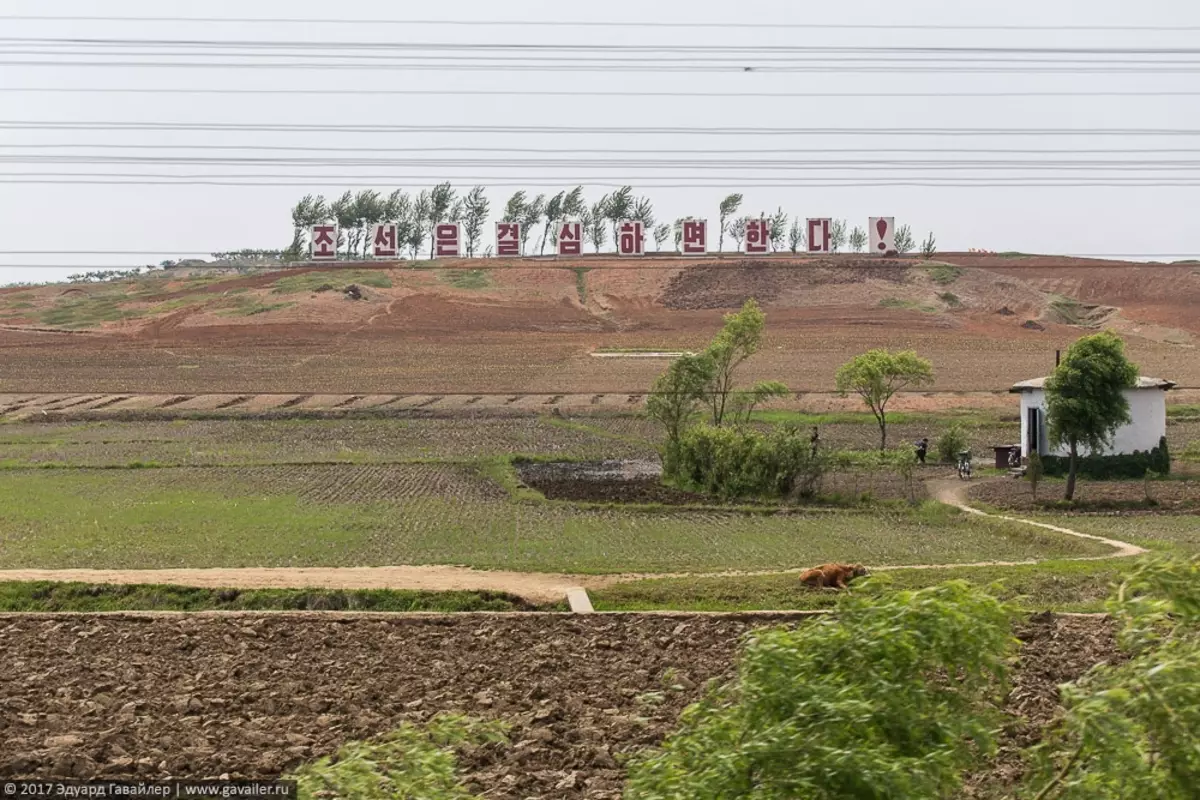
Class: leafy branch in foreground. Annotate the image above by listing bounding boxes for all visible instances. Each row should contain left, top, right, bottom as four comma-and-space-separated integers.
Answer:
1018, 557, 1200, 800
625, 580, 1017, 799
292, 713, 507, 800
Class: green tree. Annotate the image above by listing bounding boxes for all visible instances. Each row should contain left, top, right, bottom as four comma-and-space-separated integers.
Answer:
426, 182, 457, 259
728, 216, 749, 251
704, 298, 767, 426
718, 193, 743, 252
582, 200, 607, 253
787, 216, 804, 253
921, 231, 938, 260
1019, 558, 1200, 800
286, 194, 330, 260
460, 186, 488, 257
895, 224, 916, 254
646, 353, 715, 474
351, 189, 383, 257
653, 223, 671, 251
626, 581, 1016, 799
553, 186, 585, 249
836, 349, 935, 450
409, 190, 431, 259
768, 207, 789, 252
330, 190, 355, 257
501, 190, 526, 224
1045, 331, 1138, 501
518, 194, 545, 254
537, 191, 565, 255
849, 225, 867, 253
831, 218, 848, 253
603, 186, 635, 248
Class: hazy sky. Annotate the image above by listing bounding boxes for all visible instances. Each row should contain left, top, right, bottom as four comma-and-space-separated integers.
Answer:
2, 0, 1200, 284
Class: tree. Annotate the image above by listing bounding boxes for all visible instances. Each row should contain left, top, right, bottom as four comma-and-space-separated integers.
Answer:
728, 216, 749, 252
426, 182, 457, 258
582, 201, 607, 253
632, 195, 655, 232
330, 190, 355, 257
895, 224, 916, 254
836, 349, 935, 450
409, 190, 431, 259
461, 186, 489, 257
830, 219, 848, 253
768, 207, 788, 252
646, 353, 716, 473
351, 189, 383, 257
554, 186, 585, 249
672, 217, 687, 252
920, 231, 938, 261
653, 223, 671, 251
626, 581, 1015, 799
718, 193, 743, 252
287, 194, 330, 260
603, 186, 635, 247
787, 217, 804, 253
538, 191, 565, 255
704, 298, 766, 427
1045, 331, 1138, 500
519, 194, 545, 255
849, 225, 867, 253
501, 190, 526, 223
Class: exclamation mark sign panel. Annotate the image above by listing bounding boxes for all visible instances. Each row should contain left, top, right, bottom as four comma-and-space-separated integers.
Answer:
876, 218, 889, 250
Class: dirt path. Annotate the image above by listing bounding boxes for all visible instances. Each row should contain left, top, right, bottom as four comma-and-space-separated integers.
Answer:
0, 484, 1147, 602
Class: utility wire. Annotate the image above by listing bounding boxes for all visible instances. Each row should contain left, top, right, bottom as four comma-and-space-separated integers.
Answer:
1, 15, 1198, 31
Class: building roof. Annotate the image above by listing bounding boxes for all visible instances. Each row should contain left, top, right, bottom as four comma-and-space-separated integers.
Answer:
1010, 376, 1177, 393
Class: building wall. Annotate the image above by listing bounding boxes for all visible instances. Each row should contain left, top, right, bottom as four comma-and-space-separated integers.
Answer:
1019, 389, 1167, 457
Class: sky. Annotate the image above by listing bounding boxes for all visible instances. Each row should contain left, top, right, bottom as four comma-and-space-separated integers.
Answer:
2, 0, 1200, 284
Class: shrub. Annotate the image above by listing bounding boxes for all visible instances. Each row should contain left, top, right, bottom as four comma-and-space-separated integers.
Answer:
1040, 436, 1171, 479
936, 424, 969, 464
626, 581, 1017, 799
1019, 558, 1200, 799
673, 424, 828, 501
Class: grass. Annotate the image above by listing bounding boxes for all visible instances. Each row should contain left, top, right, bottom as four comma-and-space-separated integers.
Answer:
938, 292, 962, 308
0, 470, 1111, 573
1167, 404, 1200, 419
925, 265, 963, 286
271, 270, 392, 294
1031, 514, 1200, 555
1181, 442, 1200, 463
214, 297, 297, 317
879, 297, 938, 313
40, 295, 144, 328
440, 269, 490, 290
573, 267, 590, 304
751, 409, 1008, 427
592, 347, 692, 354
998, 252, 1033, 259
589, 558, 1136, 612
0, 582, 532, 612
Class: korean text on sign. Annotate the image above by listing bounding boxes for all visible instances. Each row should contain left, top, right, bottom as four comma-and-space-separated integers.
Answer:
496, 222, 521, 257
435, 223, 461, 257
681, 220, 707, 254
744, 219, 770, 254
310, 225, 338, 260
557, 221, 582, 256
618, 220, 644, 256
372, 223, 399, 258
806, 218, 831, 253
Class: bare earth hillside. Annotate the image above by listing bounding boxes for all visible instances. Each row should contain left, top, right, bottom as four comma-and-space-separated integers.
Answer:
1, 254, 1196, 394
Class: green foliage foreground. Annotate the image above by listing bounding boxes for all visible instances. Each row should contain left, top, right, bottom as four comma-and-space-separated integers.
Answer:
625, 580, 1017, 798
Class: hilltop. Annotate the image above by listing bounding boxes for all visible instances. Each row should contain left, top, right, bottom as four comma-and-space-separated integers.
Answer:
0, 253, 1197, 395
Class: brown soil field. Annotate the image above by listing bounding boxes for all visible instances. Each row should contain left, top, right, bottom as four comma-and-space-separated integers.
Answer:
0, 612, 1116, 799
1, 255, 1197, 395
970, 475, 1200, 514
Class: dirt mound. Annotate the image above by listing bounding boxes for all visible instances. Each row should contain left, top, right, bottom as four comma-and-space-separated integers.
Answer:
0, 613, 1116, 799
659, 260, 911, 310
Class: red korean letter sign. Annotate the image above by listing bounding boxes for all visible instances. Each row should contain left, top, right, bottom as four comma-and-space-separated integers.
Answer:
557, 221, 582, 256
372, 223, 399, 258
435, 223, 461, 258
682, 219, 707, 254
618, 220, 644, 256
310, 224, 338, 261
495, 222, 521, 257
806, 218, 831, 253
744, 218, 770, 254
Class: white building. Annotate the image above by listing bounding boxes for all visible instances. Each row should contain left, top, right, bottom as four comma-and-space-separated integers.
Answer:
1011, 376, 1176, 459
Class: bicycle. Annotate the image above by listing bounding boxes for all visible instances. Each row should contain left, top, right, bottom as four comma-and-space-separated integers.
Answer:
957, 450, 973, 481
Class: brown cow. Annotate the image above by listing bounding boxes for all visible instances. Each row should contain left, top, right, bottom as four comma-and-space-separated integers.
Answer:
798, 563, 869, 589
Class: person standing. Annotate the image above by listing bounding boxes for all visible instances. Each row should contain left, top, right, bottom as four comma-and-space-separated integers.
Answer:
810, 426, 820, 457
915, 437, 929, 465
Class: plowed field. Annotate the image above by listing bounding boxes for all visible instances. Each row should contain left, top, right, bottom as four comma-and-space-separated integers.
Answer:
0, 612, 1118, 800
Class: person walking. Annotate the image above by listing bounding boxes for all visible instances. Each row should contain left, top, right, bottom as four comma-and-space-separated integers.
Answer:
915, 437, 929, 465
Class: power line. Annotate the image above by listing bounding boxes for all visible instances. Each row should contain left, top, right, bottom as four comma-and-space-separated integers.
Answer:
4, 252, 1198, 258
4, 87, 1200, 99
1, 15, 1198, 32
8, 145, 1200, 156
5, 179, 1200, 189
4, 122, 1200, 136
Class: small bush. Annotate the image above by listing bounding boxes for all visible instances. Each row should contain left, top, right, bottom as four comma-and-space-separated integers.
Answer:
1041, 436, 1171, 479
936, 424, 969, 463
673, 424, 828, 501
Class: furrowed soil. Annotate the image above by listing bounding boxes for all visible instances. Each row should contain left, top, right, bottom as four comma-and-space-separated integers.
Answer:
0, 612, 1116, 800
2, 256, 1197, 395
